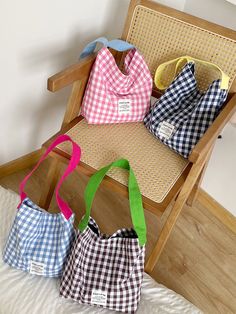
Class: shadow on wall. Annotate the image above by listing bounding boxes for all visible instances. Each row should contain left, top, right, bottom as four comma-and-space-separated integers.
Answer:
102, 0, 130, 37
2, 0, 130, 164
16, 32, 92, 155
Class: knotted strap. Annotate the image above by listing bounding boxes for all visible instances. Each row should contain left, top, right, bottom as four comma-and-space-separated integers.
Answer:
155, 55, 229, 90
80, 37, 134, 59
78, 159, 147, 246
18, 135, 81, 220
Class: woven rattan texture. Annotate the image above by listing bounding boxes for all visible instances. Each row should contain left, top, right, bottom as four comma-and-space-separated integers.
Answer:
126, 5, 236, 91
58, 120, 188, 203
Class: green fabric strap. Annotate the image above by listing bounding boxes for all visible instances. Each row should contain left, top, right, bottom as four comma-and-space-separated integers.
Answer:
78, 159, 147, 246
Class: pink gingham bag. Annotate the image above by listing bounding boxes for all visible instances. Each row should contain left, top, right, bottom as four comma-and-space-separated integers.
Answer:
80, 37, 153, 124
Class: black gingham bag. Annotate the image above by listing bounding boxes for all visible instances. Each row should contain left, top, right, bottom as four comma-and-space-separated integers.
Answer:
60, 159, 147, 313
144, 56, 229, 158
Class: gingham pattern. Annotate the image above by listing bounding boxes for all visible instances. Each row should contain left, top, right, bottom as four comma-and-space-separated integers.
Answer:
144, 62, 228, 158
81, 47, 153, 124
3, 198, 75, 277
60, 217, 145, 313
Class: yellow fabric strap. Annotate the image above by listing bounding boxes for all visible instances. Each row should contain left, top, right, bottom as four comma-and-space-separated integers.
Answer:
154, 56, 229, 91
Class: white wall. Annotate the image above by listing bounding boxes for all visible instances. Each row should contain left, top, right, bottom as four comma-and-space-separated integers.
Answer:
184, 0, 236, 29
0, 0, 185, 165
1, 0, 235, 214
183, 0, 236, 215
184, 0, 236, 126
0, 0, 129, 164
201, 124, 236, 216
155, 0, 186, 10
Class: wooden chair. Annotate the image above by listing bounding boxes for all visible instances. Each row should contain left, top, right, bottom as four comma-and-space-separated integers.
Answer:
39, 0, 236, 274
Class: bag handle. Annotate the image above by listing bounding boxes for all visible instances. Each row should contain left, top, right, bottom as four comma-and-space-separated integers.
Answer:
154, 55, 229, 90
18, 135, 81, 220
78, 159, 147, 246
80, 37, 134, 59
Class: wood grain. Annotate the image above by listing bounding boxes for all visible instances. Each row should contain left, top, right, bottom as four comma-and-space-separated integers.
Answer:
0, 149, 43, 178
138, 0, 236, 41
187, 146, 214, 206
145, 152, 208, 273
40, 115, 192, 216
47, 54, 96, 92
30, 3, 236, 311
62, 79, 88, 126
38, 158, 61, 210
198, 188, 236, 234
123, 0, 236, 92
0, 161, 235, 314
47, 49, 117, 93
189, 94, 236, 163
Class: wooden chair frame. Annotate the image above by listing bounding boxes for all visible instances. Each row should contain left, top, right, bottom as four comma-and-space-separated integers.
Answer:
39, 0, 236, 274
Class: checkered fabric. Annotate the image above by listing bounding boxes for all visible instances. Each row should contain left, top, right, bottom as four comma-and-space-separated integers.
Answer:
144, 62, 228, 158
3, 198, 75, 277
2, 134, 81, 278
60, 217, 145, 313
81, 47, 153, 124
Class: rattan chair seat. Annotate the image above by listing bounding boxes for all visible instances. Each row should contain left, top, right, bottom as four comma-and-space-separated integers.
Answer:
57, 119, 189, 204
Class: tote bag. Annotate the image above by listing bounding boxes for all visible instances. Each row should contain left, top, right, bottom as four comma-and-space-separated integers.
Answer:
80, 37, 153, 124
60, 159, 147, 313
3, 135, 81, 277
144, 56, 229, 158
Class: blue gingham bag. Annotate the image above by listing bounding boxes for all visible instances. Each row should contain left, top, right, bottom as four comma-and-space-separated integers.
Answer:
3, 135, 81, 277
144, 56, 229, 158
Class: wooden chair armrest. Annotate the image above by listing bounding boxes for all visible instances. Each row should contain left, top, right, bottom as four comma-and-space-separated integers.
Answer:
189, 93, 236, 163
47, 53, 96, 92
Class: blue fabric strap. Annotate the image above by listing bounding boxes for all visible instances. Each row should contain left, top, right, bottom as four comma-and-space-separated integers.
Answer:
80, 37, 134, 59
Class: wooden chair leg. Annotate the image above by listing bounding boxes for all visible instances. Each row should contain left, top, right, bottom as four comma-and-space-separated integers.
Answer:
38, 158, 61, 210
187, 145, 214, 207
145, 156, 207, 274
145, 198, 186, 274
186, 168, 204, 206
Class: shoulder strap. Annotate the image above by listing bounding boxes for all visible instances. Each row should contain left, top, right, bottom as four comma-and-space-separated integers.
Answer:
154, 55, 229, 90
80, 37, 134, 59
18, 135, 81, 220
78, 158, 147, 246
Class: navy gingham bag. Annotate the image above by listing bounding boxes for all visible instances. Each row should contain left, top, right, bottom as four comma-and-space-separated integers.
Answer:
3, 135, 81, 277
60, 159, 147, 313
144, 56, 229, 158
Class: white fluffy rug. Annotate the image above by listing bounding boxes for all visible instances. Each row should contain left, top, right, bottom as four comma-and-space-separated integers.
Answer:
0, 186, 202, 314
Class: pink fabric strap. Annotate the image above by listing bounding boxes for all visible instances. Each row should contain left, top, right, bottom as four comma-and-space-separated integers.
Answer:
18, 135, 81, 220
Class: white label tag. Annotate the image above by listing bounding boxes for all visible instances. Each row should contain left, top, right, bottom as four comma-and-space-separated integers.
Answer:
118, 99, 131, 115
29, 261, 45, 276
158, 121, 175, 140
91, 289, 107, 306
